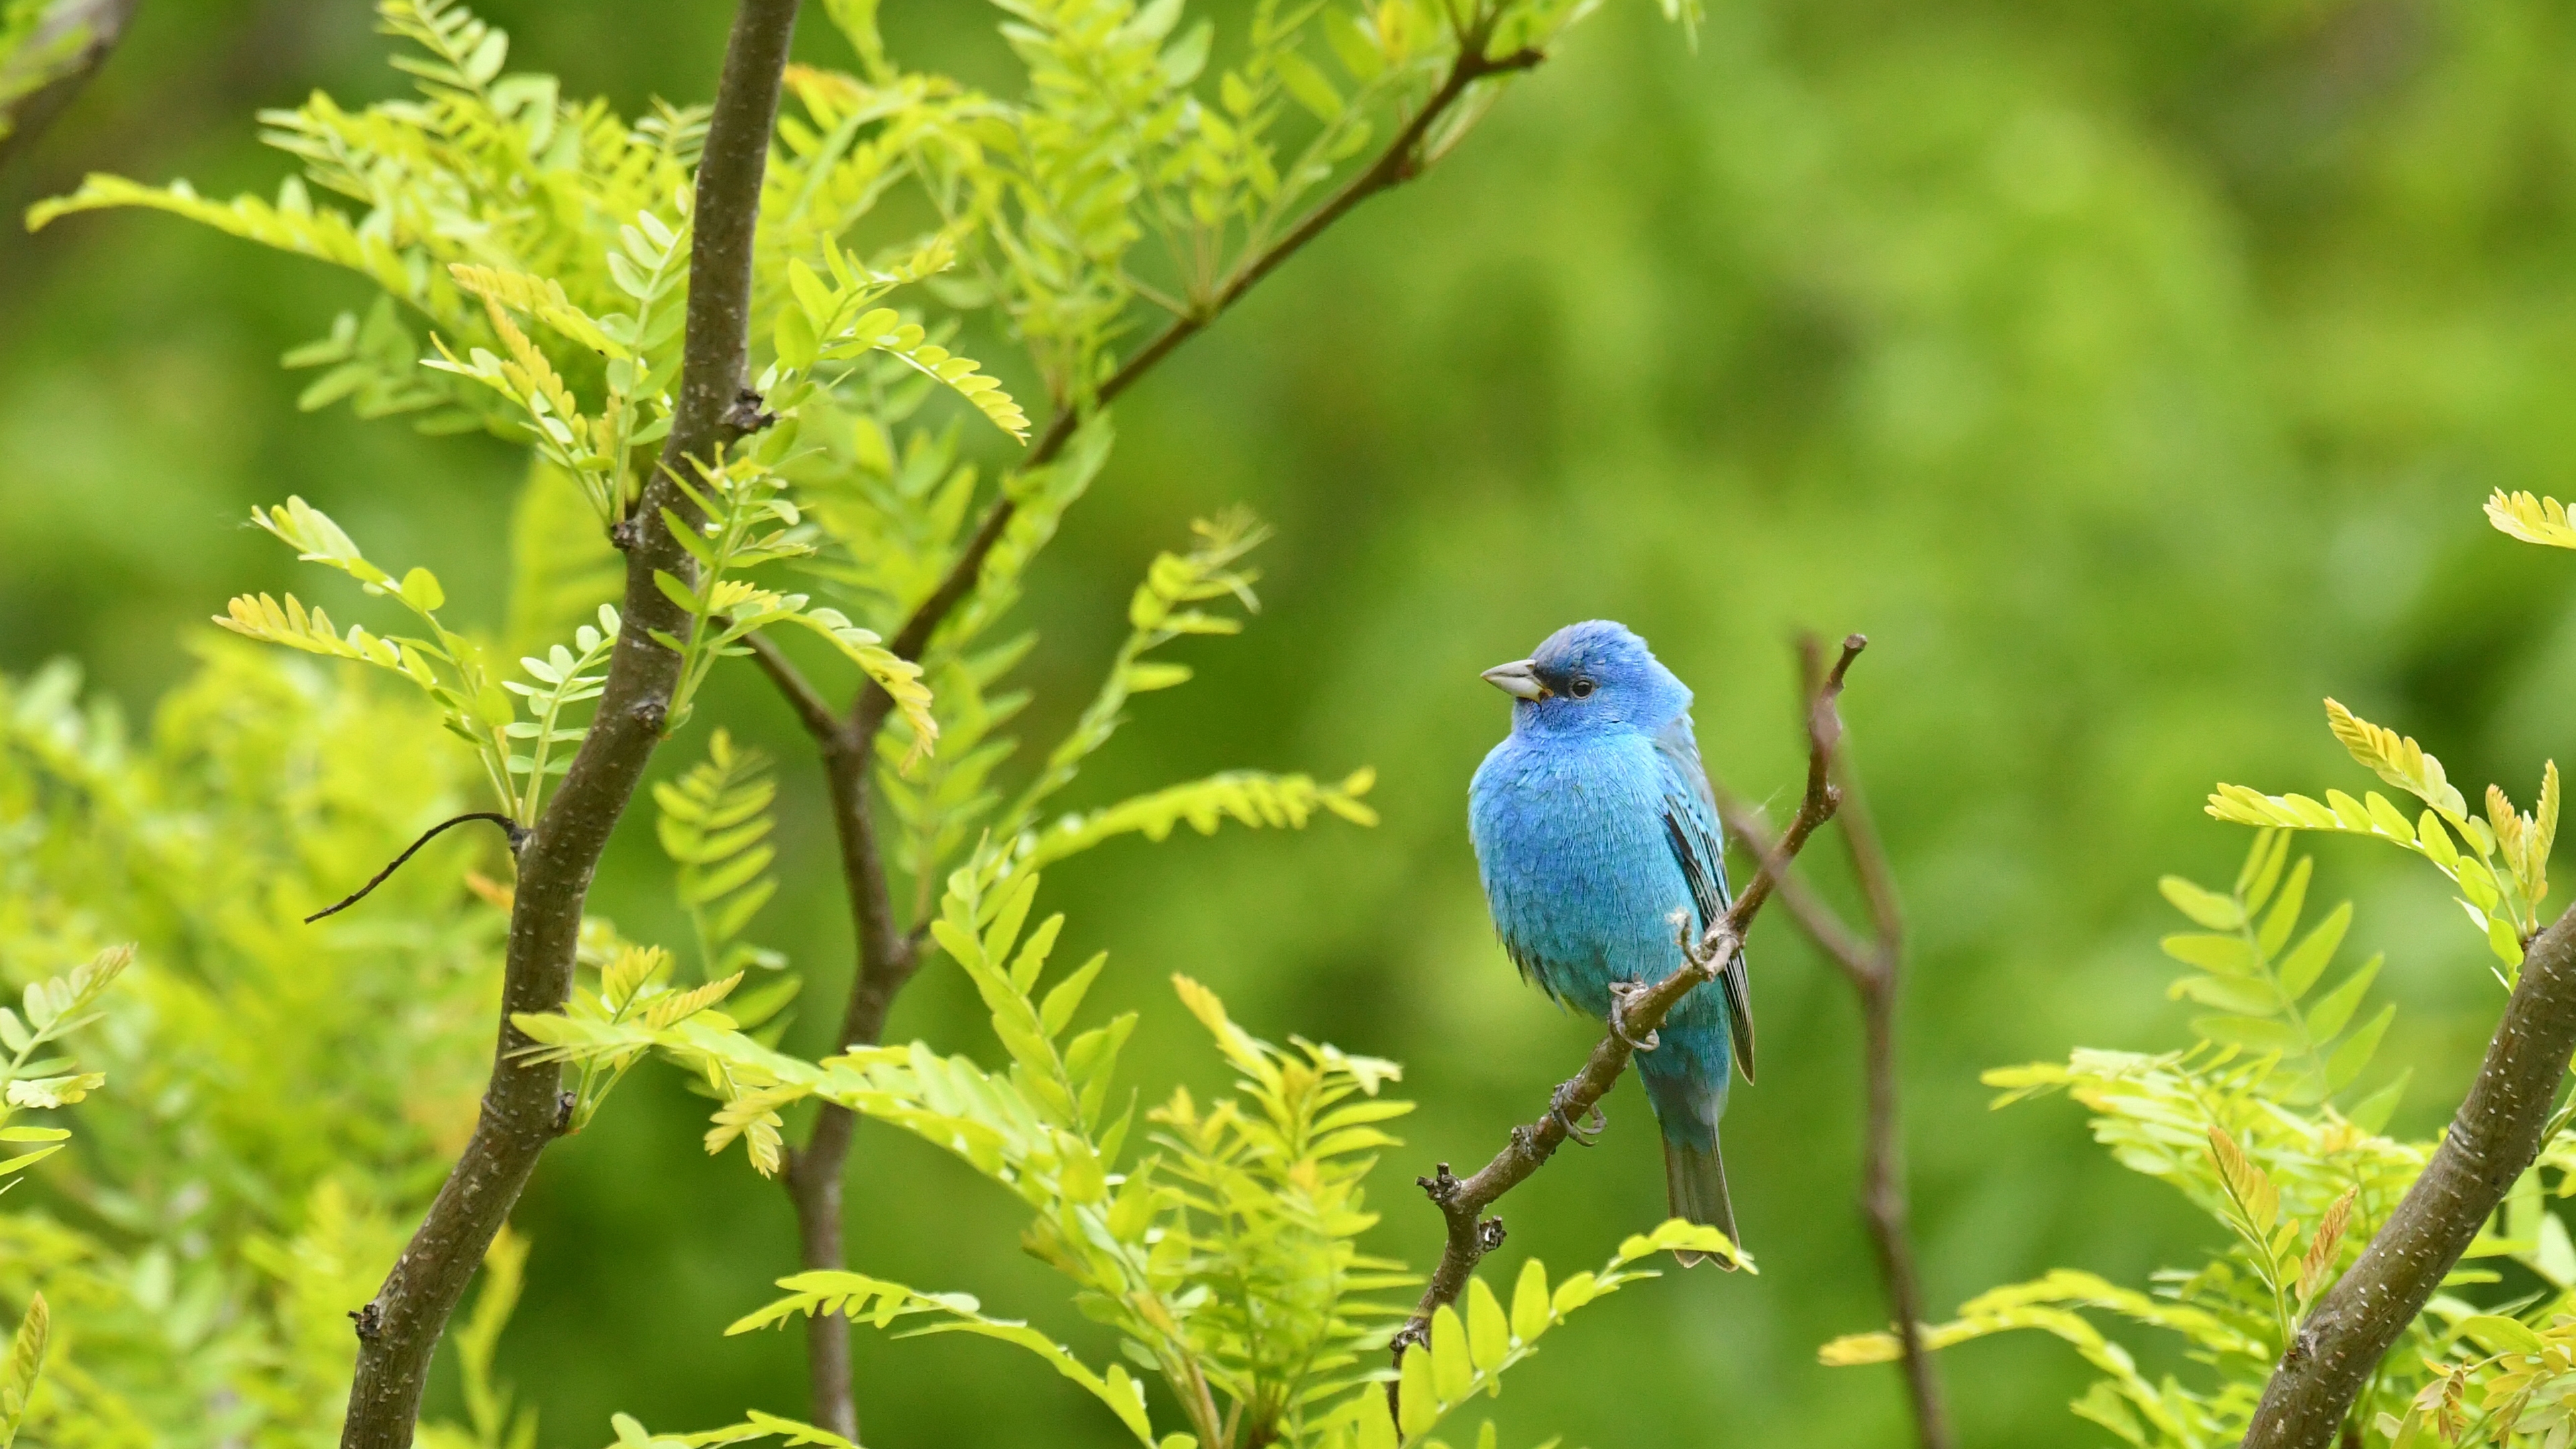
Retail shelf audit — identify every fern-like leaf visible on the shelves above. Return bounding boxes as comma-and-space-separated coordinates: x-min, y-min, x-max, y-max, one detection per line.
654, 730, 787, 978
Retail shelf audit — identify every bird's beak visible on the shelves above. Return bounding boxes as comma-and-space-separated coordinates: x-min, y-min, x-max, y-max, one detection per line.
1481, 659, 1548, 700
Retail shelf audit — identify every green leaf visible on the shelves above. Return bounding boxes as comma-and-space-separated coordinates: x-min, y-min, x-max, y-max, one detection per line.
2302, 954, 2382, 1042
2275, 902, 2352, 1000
2347, 1067, 2410, 1133
1274, 51, 1344, 119
2326, 1004, 2396, 1092
1037, 953, 1107, 1038
1464, 1277, 1509, 1371
2259, 857, 2312, 956
775, 304, 819, 370
2161, 934, 2256, 975
400, 566, 447, 611
1509, 1258, 1550, 1343
1430, 1305, 1472, 1405
2170, 975, 2277, 1014
2457, 1313, 2544, 1355
1, 1293, 48, 1449
2191, 1015, 2304, 1051
2159, 877, 2244, 930
1397, 1344, 1437, 1438
654, 569, 704, 613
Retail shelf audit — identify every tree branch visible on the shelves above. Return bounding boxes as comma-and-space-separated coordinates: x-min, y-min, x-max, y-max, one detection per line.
776, 716, 918, 1440
1397, 637, 1866, 1351
2246, 905, 2576, 1447
0, 0, 137, 173
335, 3, 803, 1444
745, 631, 840, 742
1717, 635, 1950, 1449
875, 38, 1548, 676
759, 30, 1557, 1432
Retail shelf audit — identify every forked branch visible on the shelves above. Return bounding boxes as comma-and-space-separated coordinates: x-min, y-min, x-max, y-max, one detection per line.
1721, 635, 1950, 1449
1397, 637, 1866, 1347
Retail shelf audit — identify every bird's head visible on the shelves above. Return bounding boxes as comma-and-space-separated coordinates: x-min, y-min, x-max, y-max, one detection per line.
1481, 620, 1690, 737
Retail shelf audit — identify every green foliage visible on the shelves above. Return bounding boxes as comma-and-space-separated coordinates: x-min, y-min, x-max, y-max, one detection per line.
2206, 485, 2576, 984
598, 1407, 857, 1449
1, 1290, 44, 1449
647, 451, 936, 747
515, 857, 1717, 1448
1820, 817, 2576, 1446
654, 731, 789, 980
215, 494, 527, 818
9, 0, 1678, 1440
0, 649, 502, 1447
2207, 700, 2556, 979
0, 943, 121, 1449
2151, 831, 2402, 1114
887, 511, 1377, 889
0, 945, 125, 1185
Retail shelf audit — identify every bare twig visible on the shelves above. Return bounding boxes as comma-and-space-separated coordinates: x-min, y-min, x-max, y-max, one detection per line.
335, 3, 804, 1444
759, 29, 1558, 1432
0, 0, 138, 172
2245, 906, 2576, 1447
303, 811, 525, 923
1397, 637, 1867, 1352
1719, 635, 1949, 1449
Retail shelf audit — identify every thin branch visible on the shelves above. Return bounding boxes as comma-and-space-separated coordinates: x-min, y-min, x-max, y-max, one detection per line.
1719, 634, 1949, 1449
335, 3, 804, 1444
0, 0, 138, 173
1723, 823, 1870, 985
763, 28, 1560, 1433
776, 705, 918, 1440
1397, 637, 1866, 1348
303, 811, 525, 923
875, 39, 1547, 676
2247, 904, 2576, 1447
745, 631, 842, 743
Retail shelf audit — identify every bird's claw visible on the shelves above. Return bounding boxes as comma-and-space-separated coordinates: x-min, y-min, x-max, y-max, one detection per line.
1606, 981, 1661, 1053
1549, 1082, 1605, 1146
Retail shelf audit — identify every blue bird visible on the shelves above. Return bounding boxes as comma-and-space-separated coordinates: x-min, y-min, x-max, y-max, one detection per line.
1467, 621, 1752, 1265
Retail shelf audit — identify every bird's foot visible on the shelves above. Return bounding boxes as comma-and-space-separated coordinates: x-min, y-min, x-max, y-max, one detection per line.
1606, 980, 1662, 1053
1548, 1081, 1605, 1146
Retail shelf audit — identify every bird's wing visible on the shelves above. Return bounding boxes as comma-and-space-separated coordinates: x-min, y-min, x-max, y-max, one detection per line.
1655, 714, 1755, 1084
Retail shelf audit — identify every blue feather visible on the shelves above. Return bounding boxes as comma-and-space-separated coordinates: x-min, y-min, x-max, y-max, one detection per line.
1467, 621, 1750, 1263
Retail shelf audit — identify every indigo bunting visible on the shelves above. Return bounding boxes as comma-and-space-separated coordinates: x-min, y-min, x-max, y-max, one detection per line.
1468, 621, 1753, 1264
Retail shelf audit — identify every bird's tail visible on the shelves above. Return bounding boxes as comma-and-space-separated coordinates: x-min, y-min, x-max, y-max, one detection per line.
1660, 1134, 1741, 1270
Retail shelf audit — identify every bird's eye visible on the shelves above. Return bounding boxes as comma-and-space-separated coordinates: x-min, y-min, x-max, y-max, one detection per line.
1569, 677, 1596, 700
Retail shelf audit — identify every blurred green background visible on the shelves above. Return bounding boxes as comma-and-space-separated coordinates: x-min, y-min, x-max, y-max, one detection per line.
7, 0, 2576, 1443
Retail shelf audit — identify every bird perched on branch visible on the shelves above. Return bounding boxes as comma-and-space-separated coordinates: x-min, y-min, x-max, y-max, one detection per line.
1468, 620, 1753, 1265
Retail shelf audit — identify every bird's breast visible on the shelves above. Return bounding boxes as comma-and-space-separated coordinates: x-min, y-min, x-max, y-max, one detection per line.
1469, 732, 1698, 1014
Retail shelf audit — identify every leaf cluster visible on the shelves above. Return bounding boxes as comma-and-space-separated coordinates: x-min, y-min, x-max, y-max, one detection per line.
515, 859, 1699, 1448
0, 651, 506, 1447
1827, 825, 2576, 1447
